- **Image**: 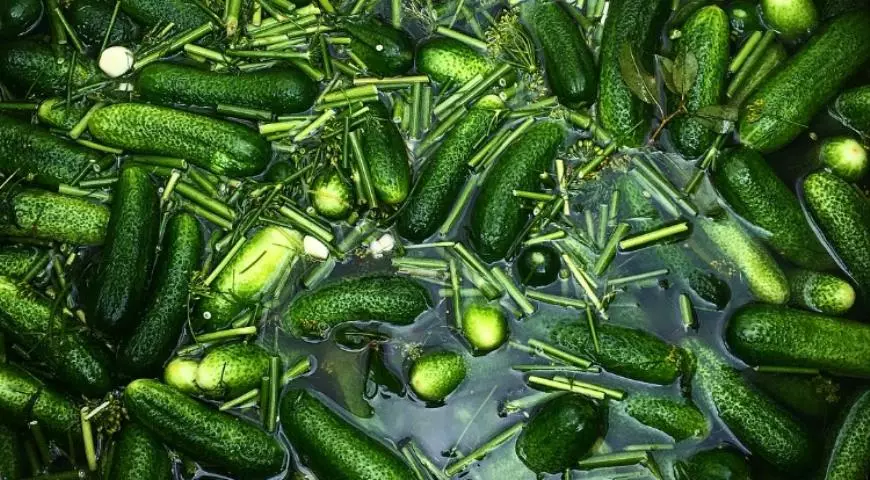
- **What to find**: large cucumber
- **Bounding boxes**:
[823,389,870,480]
[120,0,211,29]
[344,18,413,76]
[0,41,102,96]
[832,85,870,136]
[416,37,494,85]
[0,363,80,440]
[108,423,172,480]
[747,372,842,420]
[357,103,412,205]
[0,189,110,245]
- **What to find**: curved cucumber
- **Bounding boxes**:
[622,393,710,441]
[344,18,413,76]
[0,246,41,278]
[68,0,139,46]
[0,423,23,480]
[748,372,841,420]
[729,42,787,106]
[0,0,43,38]
[833,85,870,136]
[823,389,870,480]
[0,363,80,440]
[120,0,211,29]
[0,41,102,96]
[787,268,855,315]
[108,423,172,480]
[358,103,411,205]
[37,98,90,130]
[0,189,110,245]
[416,37,493,84]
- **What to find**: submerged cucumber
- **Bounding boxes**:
[677,446,751,480]
[0,0,43,38]
[823,389,870,480]
[416,37,493,84]
[0,363,80,440]
[409,350,466,402]
[120,0,211,29]
[0,41,102,96]
[344,18,413,76]
[37,98,90,130]
[787,268,855,315]
[357,103,411,205]
[108,423,172,480]
[621,393,710,441]
[748,372,841,420]
[0,189,110,245]
[833,85,870,136]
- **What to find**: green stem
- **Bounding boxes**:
[75,139,122,154]
[562,253,606,318]
[80,408,97,471]
[183,202,232,229]
[130,155,188,170]
[57,184,111,202]
[585,306,600,353]
[619,221,689,250]
[225,0,242,35]
[527,338,592,368]
[195,326,257,343]
[577,451,649,469]
[276,204,335,243]
[728,30,763,73]
[435,26,488,51]
[679,293,696,330]
[727,30,776,97]
[266,357,280,432]
[174,182,236,221]
[449,259,462,329]
[593,223,630,276]
[219,387,260,410]
[418,105,467,155]
[500,391,565,415]
[512,190,556,202]
[511,364,589,373]
[527,375,606,399]
[523,230,566,246]
[354,75,430,87]
[444,423,524,476]
[752,365,820,375]
[217,104,273,121]
[491,267,534,315]
[392,257,449,271]
[53,7,85,54]
[553,374,625,399]
[438,177,476,235]
[348,130,378,209]
[204,237,246,286]
[524,289,587,309]
[607,268,669,287]
[0,102,38,111]
[470,117,533,169]
[280,356,312,385]
[294,109,335,142]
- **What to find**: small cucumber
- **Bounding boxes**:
[88,166,160,335]
[761,0,819,39]
[408,350,466,402]
[357,103,411,205]
[823,389,870,480]
[726,303,870,376]
[470,121,563,262]
[515,395,604,474]
[787,268,855,315]
[416,37,493,84]
[196,226,303,332]
[833,85,870,136]
[729,42,787,106]
[0,423,23,480]
[515,244,561,287]
[88,103,271,177]
[118,212,202,376]
[0,41,102,96]
[676,446,751,480]
[120,0,212,29]
[166,342,271,399]
[283,275,431,338]
[0,363,80,440]
[621,393,710,441]
[818,136,868,181]
[748,372,841,420]
[108,423,172,480]
[37,98,90,130]
[137,63,318,114]
[280,388,413,479]
[124,379,285,477]
[344,18,413,76]
[398,95,503,241]
[0,189,110,245]
[0,246,41,278]
[460,302,509,354]
[0,0,43,38]
[67,0,140,46]
[309,169,355,220]
[0,277,112,396]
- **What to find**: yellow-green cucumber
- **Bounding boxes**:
[408,350,466,402]
[787,268,855,315]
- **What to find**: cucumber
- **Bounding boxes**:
[712,147,832,269]
[357,103,411,205]
[802,170,870,301]
[669,6,731,157]
[0,246,41,278]
[196,226,303,332]
[726,303,870,377]
[515,395,604,474]
[685,339,814,472]
[470,121,563,262]
[526,1,597,106]
[108,423,172,480]
[280,388,412,479]
[88,166,159,335]
[0,423,23,480]
[120,0,211,29]
[0,113,102,185]
[761,0,819,39]
[738,11,870,152]
[460,302,508,354]
[823,389,870,479]
[598,0,669,146]
[0,41,102,96]
[677,446,751,480]
[310,169,355,219]
[398,95,503,241]
[188,343,271,399]
[118,212,202,376]
[88,103,271,177]
[37,98,90,130]
[137,63,318,114]
[408,350,466,402]
[0,0,43,38]
[621,393,710,441]
[818,136,868,181]
[0,188,109,245]
[816,0,869,19]
[124,379,285,477]
[283,275,431,338]
[787,268,855,315]
[344,18,413,76]
[162,357,199,395]
[747,372,841,420]
[0,363,80,440]
[0,277,112,396]
[832,85,870,136]
[67,0,140,46]
[729,42,787,106]
[416,37,493,84]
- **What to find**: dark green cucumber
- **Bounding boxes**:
[669,5,730,157]
[832,85,870,136]
[344,18,413,76]
[358,103,411,205]
[0,41,102,96]
[677,446,751,480]
[761,0,819,39]
[398,95,503,241]
[515,244,560,287]
[526,1,597,105]
[0,277,112,396]
[685,339,813,472]
[283,275,431,338]
[738,11,870,152]
[137,63,318,114]
[408,350,466,402]
[515,395,604,474]
[119,212,202,376]
[416,37,494,84]
[726,303,870,376]
[0,189,110,245]
[0,423,23,480]
[191,343,271,399]
[787,268,855,315]
[0,0,43,38]
[823,389,870,479]
[67,0,140,46]
[124,379,285,477]
[470,121,563,262]
[88,103,271,177]
[802,170,870,301]
[729,42,787,106]
[621,393,710,441]
[37,98,91,130]
[0,363,80,440]
[279,388,414,480]
[712,147,832,269]
[0,113,102,185]
[816,0,869,19]
[747,372,841,420]
[88,166,160,335]
[0,246,41,278]
[598,0,669,146]
[120,0,211,29]
[310,169,355,219]
[108,423,172,480]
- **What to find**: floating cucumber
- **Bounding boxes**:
[409,350,466,402]
[676,446,751,480]
[818,136,868,182]
[344,18,413,76]
[0,41,102,96]
[164,342,271,399]
[760,0,819,39]
[0,189,110,245]
[357,103,411,205]
[787,268,855,315]
[621,392,710,441]
[120,0,212,29]
[67,0,140,46]
[0,0,43,39]
[37,98,90,130]
[748,372,841,420]
[310,169,355,220]
[461,302,508,354]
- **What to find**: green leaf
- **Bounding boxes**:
[692,104,739,134]
[656,55,679,95]
[673,51,699,97]
[618,43,658,106]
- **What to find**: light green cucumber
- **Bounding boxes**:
[621,393,710,441]
[787,268,855,315]
[0,246,41,278]
[108,423,172,480]
[0,363,80,440]
[761,0,819,39]
[0,188,110,245]
[823,389,870,480]
[818,136,868,181]
[416,37,493,84]
[409,350,466,402]
[460,302,508,354]
[833,85,870,136]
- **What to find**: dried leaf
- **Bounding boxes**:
[693,104,739,133]
[673,51,699,97]
[618,43,658,106]
[656,55,679,95]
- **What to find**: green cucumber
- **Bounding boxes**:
[832,85,870,136]
[0,0,42,38]
[280,388,413,479]
[802,170,870,301]
[167,342,271,399]
[470,121,563,262]
[344,18,413,76]
[0,246,41,278]
[712,147,832,269]
[137,63,318,114]
[726,303,870,376]
[761,0,819,39]
[310,169,355,219]
[124,379,285,477]
[816,0,869,19]
[120,0,211,29]
[0,189,109,245]
[0,363,80,440]
[738,11,870,152]
[621,393,710,441]
[0,113,102,185]
[515,395,604,474]
[515,244,560,287]
[0,423,23,480]
[88,103,271,177]
[685,339,813,472]
[823,389,870,479]
[460,302,508,354]
[818,136,868,181]
[118,212,202,376]
[37,98,91,130]
[416,37,493,84]
[67,0,140,46]
[0,41,102,96]
[283,275,430,338]
[398,95,503,241]
[0,277,112,396]
[677,446,751,480]
[787,268,855,315]
[108,423,172,480]
[408,350,466,402]
[357,103,411,205]
[598,0,669,146]
[729,42,787,106]
[196,226,303,332]
[747,372,841,420]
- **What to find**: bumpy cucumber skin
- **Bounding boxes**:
[119,213,202,376]
[670,6,730,157]
[0,41,101,96]
[125,379,285,476]
[738,11,870,152]
[195,343,271,399]
[712,148,832,269]
[0,189,110,245]
[310,169,355,219]
[0,363,80,440]
[730,42,787,106]
[681,447,751,480]
[787,269,855,315]
[137,63,318,114]
[359,104,411,205]
[120,0,211,29]
[416,37,493,84]
[284,275,431,338]
[280,388,414,480]
[749,372,841,420]
[529,2,598,105]
[833,85,870,136]
[686,339,813,472]
[727,303,870,377]
[0,114,101,185]
[761,0,819,39]
[68,0,139,46]
[37,98,90,130]
[89,103,271,177]
[802,171,870,301]
[0,0,42,38]
[598,0,669,146]
[398,96,503,242]
[0,423,23,480]
[623,393,709,441]
[109,423,172,480]
[817,0,869,18]
[516,395,603,474]
[471,121,563,262]
[345,19,413,76]
[0,246,40,278]
[409,350,466,402]
[823,389,870,480]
